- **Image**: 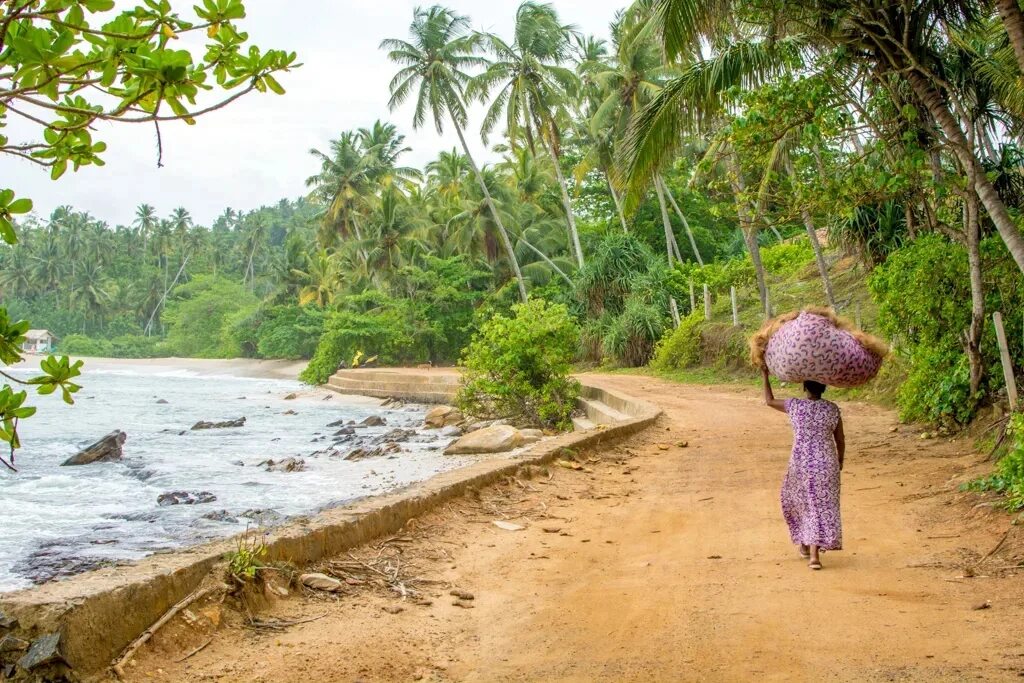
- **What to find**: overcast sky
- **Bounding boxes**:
[2,0,627,227]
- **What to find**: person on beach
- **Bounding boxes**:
[761,366,845,570]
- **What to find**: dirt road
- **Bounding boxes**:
[127,376,1024,682]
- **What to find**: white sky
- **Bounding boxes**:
[2,0,626,227]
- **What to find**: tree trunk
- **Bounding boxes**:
[801,209,837,309]
[784,156,836,308]
[906,68,1024,275]
[453,119,528,303]
[964,186,985,400]
[659,177,705,266]
[607,175,629,233]
[729,156,770,319]
[545,140,585,267]
[654,180,682,328]
[997,0,1024,77]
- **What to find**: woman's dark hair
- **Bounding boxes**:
[803,380,826,398]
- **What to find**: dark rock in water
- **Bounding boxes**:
[284,393,298,400]
[201,509,238,523]
[240,508,284,525]
[232,460,245,467]
[282,409,297,416]
[357,415,387,427]
[191,417,245,430]
[156,398,169,404]
[333,426,356,436]
[323,394,332,400]
[308,448,340,459]
[17,632,63,671]
[326,419,347,428]
[157,491,217,506]
[109,509,162,523]
[344,443,400,461]
[61,430,127,466]
[124,463,155,482]
[369,428,416,445]
[258,457,305,473]
[12,541,122,585]
[0,611,18,631]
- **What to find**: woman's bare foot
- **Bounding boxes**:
[808,545,822,570]
[798,544,810,560]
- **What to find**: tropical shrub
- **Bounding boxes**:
[162,276,259,358]
[651,313,705,370]
[59,334,113,357]
[457,299,581,430]
[109,335,165,358]
[255,305,326,360]
[964,414,1024,511]
[761,240,815,277]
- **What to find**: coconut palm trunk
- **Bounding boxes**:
[654,180,682,327]
[453,120,528,303]
[905,69,1024,275]
[659,177,704,266]
[607,176,629,233]
[964,184,985,399]
[997,0,1024,77]
[543,137,585,268]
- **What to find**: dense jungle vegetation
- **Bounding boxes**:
[3,0,1024,494]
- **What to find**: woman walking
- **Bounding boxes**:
[762,366,845,570]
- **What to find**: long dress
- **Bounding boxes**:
[780,398,842,550]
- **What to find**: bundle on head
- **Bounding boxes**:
[749,306,889,389]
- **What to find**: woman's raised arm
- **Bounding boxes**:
[762,365,787,412]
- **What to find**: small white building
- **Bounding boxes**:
[22,329,57,354]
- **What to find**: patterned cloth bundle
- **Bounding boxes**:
[749,307,888,388]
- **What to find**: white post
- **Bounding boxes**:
[855,303,862,329]
[731,287,739,326]
[703,284,712,321]
[994,312,1019,412]
[689,279,696,315]
[669,297,681,328]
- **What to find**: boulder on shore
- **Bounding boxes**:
[157,491,217,506]
[191,417,246,430]
[424,405,463,429]
[61,431,127,466]
[444,425,524,455]
[259,457,306,473]
[357,415,387,427]
[519,428,544,445]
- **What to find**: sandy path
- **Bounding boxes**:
[126,375,1024,682]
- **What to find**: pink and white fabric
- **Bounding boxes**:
[764,312,883,388]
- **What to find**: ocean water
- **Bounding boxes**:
[0,362,465,593]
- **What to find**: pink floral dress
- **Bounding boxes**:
[781,398,842,550]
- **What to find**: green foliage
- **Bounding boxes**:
[227,533,268,582]
[457,300,581,430]
[651,313,705,370]
[760,240,815,277]
[254,306,326,360]
[964,415,1024,511]
[574,233,676,367]
[59,334,113,357]
[162,276,258,358]
[301,295,421,385]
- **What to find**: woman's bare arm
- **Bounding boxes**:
[762,366,787,412]
[834,415,846,470]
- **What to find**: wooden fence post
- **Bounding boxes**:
[994,312,1019,412]
[689,279,696,315]
[730,287,739,326]
[669,297,681,328]
[703,284,712,321]
[854,303,862,329]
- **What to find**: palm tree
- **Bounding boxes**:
[293,248,342,307]
[357,186,427,277]
[472,1,584,267]
[357,120,422,190]
[381,5,528,302]
[133,203,157,267]
[241,215,268,289]
[306,131,377,248]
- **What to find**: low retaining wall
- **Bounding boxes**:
[0,373,660,681]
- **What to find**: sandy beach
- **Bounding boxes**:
[12,355,308,381]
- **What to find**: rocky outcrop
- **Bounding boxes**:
[357,415,386,427]
[191,417,245,430]
[424,405,463,428]
[157,491,217,506]
[259,457,306,473]
[444,425,525,455]
[519,429,544,445]
[344,443,400,461]
[61,431,127,466]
